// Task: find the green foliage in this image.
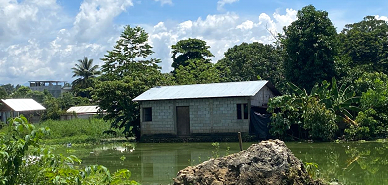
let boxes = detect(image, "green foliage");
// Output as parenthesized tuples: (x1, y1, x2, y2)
(304, 162, 319, 178)
(96, 25, 171, 139)
(72, 57, 101, 98)
(0, 116, 138, 185)
(303, 98, 338, 141)
(171, 38, 214, 72)
(0, 84, 15, 96)
(175, 59, 220, 85)
(0, 87, 7, 99)
(37, 118, 120, 144)
(41, 96, 62, 121)
(11, 86, 32, 98)
(282, 5, 337, 91)
(339, 16, 388, 74)
(211, 142, 220, 159)
(346, 72, 388, 140)
(268, 78, 358, 141)
(216, 42, 285, 91)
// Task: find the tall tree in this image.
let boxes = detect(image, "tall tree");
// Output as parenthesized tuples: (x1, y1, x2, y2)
(282, 5, 337, 91)
(71, 57, 100, 98)
(95, 25, 171, 139)
(339, 16, 388, 74)
(171, 38, 214, 73)
(216, 42, 285, 91)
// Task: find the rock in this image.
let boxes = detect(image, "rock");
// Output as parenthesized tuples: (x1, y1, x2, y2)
(174, 139, 326, 185)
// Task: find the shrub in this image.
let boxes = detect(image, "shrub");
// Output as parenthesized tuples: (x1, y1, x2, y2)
(0, 116, 138, 185)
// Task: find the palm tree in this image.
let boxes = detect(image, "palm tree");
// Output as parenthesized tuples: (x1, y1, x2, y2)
(71, 57, 101, 98)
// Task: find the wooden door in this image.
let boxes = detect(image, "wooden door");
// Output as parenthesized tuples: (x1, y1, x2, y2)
(176, 106, 190, 136)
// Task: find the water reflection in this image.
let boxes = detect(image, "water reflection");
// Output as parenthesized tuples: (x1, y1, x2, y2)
(288, 140, 388, 185)
(75, 141, 388, 185)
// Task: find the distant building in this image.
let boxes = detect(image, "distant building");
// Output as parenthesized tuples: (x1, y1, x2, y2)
(63, 105, 102, 120)
(133, 81, 281, 138)
(0, 99, 46, 123)
(29, 81, 71, 98)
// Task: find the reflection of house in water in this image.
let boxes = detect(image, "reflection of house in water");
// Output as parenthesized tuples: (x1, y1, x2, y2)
(0, 99, 46, 123)
(138, 144, 213, 184)
(29, 81, 71, 98)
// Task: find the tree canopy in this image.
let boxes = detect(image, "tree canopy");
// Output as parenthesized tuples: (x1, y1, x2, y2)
(95, 25, 171, 138)
(282, 5, 337, 91)
(171, 38, 214, 73)
(339, 16, 388, 74)
(71, 57, 101, 98)
(216, 42, 285, 91)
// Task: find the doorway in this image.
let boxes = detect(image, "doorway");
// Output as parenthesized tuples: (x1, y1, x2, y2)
(176, 106, 190, 136)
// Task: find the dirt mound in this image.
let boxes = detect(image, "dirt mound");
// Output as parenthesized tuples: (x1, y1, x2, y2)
(174, 139, 325, 185)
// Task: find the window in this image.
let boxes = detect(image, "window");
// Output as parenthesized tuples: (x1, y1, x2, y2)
(237, 103, 248, 120)
(237, 104, 242, 119)
(143, 107, 152, 122)
(243, 104, 248, 119)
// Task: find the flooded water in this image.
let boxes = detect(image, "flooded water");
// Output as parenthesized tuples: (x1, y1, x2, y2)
(58, 140, 388, 185)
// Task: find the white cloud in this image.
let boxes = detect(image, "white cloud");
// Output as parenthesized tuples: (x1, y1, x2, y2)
(0, 0, 133, 85)
(0, 0, 297, 85)
(146, 10, 297, 73)
(375, 15, 388, 22)
(154, 0, 173, 6)
(217, 0, 239, 11)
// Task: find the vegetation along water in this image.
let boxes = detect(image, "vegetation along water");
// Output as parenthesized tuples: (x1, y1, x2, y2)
(54, 140, 387, 185)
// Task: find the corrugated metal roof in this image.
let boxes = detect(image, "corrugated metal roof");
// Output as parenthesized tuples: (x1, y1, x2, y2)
(1, 99, 46, 111)
(133, 81, 269, 101)
(66, 106, 100, 114)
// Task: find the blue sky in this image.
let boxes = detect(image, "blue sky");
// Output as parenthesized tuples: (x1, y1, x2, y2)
(1, 0, 388, 85)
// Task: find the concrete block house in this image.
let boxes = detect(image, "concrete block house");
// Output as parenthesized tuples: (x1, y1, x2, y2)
(133, 81, 280, 138)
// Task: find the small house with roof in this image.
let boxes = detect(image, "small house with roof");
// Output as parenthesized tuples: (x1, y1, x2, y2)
(133, 81, 281, 138)
(0, 99, 46, 123)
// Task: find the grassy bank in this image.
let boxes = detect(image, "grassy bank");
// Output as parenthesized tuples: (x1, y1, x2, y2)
(36, 118, 125, 144)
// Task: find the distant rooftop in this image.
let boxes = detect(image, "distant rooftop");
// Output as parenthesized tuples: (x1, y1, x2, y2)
(0, 99, 46, 112)
(66, 106, 101, 114)
(134, 81, 279, 101)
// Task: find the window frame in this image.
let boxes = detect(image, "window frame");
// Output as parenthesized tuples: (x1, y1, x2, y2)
(143, 107, 152, 122)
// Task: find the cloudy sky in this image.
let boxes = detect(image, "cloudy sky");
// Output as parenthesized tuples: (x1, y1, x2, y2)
(1, 0, 388, 85)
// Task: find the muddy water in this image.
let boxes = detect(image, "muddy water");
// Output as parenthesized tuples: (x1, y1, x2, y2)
(59, 140, 388, 185)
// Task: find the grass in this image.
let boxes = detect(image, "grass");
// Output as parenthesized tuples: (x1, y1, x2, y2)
(35, 118, 125, 144)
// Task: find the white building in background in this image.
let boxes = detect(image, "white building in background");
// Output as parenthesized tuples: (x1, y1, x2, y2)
(0, 99, 46, 123)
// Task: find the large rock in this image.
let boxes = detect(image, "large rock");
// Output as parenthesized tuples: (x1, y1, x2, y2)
(174, 139, 325, 185)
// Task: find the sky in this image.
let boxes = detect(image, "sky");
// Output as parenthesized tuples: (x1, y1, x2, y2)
(1, 0, 388, 86)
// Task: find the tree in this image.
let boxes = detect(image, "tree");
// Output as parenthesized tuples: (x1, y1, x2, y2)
(0, 87, 7, 99)
(0, 84, 15, 96)
(282, 5, 337, 91)
(216, 42, 285, 91)
(175, 59, 220, 85)
(71, 57, 101, 98)
(11, 86, 32, 98)
(339, 16, 388, 74)
(267, 78, 359, 141)
(345, 72, 388, 140)
(95, 25, 171, 139)
(171, 38, 214, 73)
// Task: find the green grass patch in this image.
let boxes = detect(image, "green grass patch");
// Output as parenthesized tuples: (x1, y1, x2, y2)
(36, 118, 124, 144)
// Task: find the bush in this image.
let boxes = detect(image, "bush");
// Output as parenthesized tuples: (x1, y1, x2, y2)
(303, 98, 338, 141)
(37, 118, 123, 144)
(0, 116, 138, 185)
